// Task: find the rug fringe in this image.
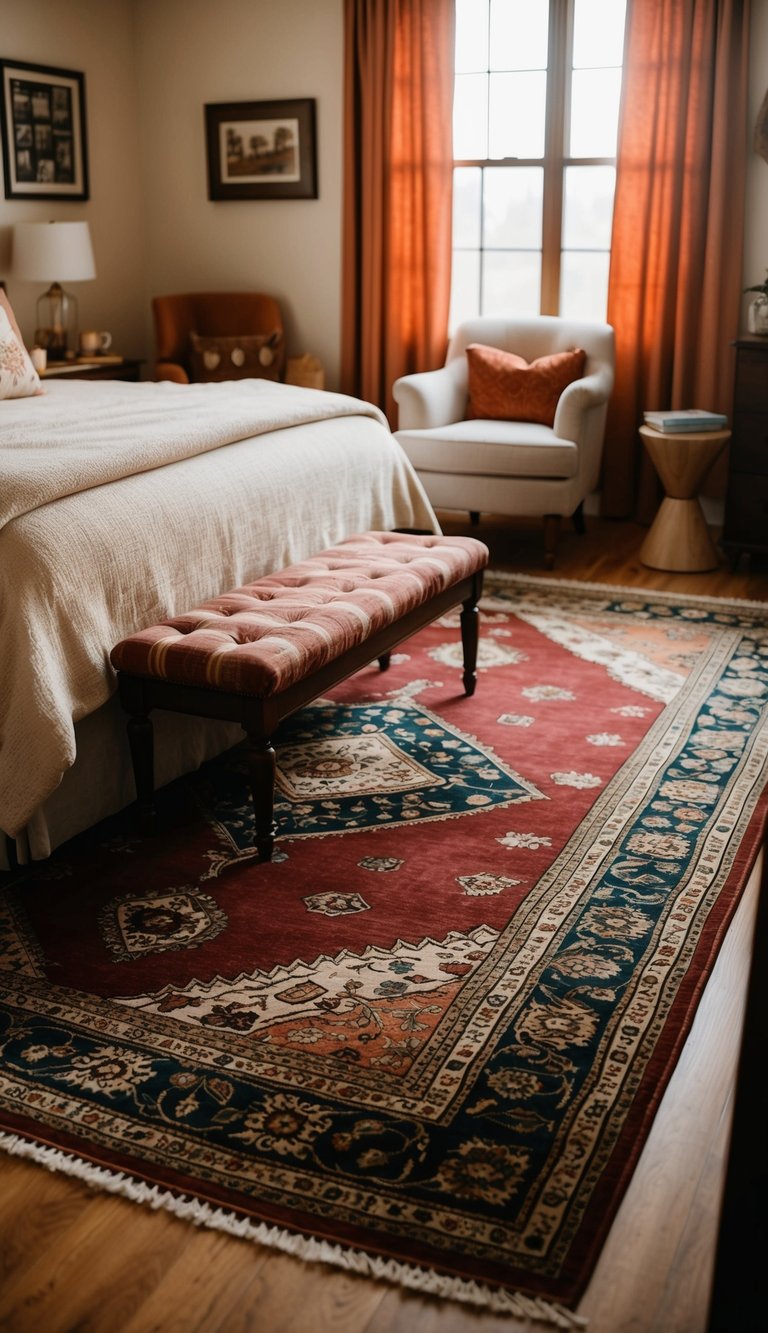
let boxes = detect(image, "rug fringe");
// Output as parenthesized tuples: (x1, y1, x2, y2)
(0, 1130, 586, 1328)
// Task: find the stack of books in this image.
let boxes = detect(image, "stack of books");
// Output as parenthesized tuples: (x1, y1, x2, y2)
(643, 409, 728, 433)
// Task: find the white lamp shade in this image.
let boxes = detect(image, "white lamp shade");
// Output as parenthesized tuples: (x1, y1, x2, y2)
(12, 221, 96, 282)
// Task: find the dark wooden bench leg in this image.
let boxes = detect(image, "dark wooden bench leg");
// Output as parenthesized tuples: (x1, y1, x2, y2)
(245, 733, 277, 861)
(126, 710, 157, 834)
(119, 675, 157, 834)
(378, 651, 391, 671)
(460, 575, 482, 696)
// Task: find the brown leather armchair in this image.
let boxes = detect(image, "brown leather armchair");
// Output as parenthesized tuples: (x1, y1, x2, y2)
(152, 291, 285, 383)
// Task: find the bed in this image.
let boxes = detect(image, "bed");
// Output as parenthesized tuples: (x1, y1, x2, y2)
(0, 376, 437, 868)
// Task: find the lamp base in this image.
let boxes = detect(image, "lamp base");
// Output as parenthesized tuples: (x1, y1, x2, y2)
(34, 329, 69, 361)
(35, 282, 78, 359)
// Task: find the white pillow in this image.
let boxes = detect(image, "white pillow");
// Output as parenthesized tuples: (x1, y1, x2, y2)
(0, 304, 42, 400)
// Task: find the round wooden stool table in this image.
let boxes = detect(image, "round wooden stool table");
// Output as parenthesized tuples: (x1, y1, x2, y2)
(638, 424, 731, 572)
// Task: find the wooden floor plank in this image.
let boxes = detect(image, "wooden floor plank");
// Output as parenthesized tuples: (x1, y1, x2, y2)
(212, 1252, 388, 1333)
(0, 1186, 195, 1332)
(0, 1158, 91, 1282)
(117, 1226, 271, 1333)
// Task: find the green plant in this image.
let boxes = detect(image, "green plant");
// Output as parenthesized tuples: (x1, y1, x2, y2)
(744, 268, 768, 296)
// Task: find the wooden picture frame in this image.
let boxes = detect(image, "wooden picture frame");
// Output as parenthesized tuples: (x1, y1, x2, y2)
(205, 98, 317, 201)
(0, 58, 89, 201)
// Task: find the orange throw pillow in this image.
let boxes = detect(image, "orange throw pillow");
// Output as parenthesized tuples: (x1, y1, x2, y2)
(466, 343, 586, 427)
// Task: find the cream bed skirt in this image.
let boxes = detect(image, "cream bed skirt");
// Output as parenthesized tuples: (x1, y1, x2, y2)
(4, 697, 245, 868)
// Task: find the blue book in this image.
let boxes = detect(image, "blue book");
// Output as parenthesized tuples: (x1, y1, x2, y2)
(644, 409, 728, 432)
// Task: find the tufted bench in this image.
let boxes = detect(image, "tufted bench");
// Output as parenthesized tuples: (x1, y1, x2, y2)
(110, 531, 489, 861)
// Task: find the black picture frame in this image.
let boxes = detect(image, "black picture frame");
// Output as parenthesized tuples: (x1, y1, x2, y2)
(0, 58, 89, 201)
(205, 98, 317, 201)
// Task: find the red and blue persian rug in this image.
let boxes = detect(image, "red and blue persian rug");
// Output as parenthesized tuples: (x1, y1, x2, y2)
(1, 575, 766, 1327)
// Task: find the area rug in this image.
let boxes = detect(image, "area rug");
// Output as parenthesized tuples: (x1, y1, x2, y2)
(1, 574, 766, 1328)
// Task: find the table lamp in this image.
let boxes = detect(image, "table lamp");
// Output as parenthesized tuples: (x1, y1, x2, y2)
(11, 220, 96, 359)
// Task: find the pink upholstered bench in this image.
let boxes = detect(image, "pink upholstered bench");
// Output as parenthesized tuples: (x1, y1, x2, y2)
(111, 531, 489, 861)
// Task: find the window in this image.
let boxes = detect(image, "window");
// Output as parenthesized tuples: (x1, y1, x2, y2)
(451, 0, 627, 330)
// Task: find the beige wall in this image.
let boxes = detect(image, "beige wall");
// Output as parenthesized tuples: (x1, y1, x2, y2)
(0, 0, 146, 356)
(1, 0, 766, 386)
(0, 0, 343, 381)
(132, 0, 344, 384)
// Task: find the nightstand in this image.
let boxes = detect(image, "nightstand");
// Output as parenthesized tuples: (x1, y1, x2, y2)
(40, 358, 144, 383)
(639, 424, 731, 572)
(721, 336, 768, 567)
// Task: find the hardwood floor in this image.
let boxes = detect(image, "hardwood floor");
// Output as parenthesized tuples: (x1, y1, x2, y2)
(1, 513, 765, 1333)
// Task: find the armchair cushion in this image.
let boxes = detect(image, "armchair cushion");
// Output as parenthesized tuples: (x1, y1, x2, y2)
(189, 330, 283, 383)
(466, 343, 586, 427)
(396, 420, 578, 479)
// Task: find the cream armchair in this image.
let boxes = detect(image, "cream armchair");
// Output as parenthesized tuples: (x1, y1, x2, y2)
(393, 316, 615, 567)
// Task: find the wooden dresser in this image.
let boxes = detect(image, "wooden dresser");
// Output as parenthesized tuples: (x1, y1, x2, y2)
(721, 336, 768, 566)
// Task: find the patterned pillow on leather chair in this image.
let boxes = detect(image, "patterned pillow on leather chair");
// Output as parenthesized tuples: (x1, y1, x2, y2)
(188, 330, 284, 382)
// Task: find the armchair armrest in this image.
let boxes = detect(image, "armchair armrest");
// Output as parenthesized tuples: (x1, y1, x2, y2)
(553, 365, 614, 441)
(393, 360, 467, 430)
(155, 361, 190, 384)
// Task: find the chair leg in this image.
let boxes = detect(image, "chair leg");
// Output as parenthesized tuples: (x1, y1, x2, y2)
(543, 514, 561, 569)
(572, 501, 586, 534)
(469, 511, 480, 525)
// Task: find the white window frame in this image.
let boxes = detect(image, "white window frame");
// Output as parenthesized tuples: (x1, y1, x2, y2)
(452, 0, 623, 319)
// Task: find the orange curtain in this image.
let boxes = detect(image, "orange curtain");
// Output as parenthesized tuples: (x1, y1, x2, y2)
(602, 0, 751, 518)
(341, 0, 455, 424)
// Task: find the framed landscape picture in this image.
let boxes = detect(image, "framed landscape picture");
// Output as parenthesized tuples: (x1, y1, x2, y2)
(205, 98, 317, 201)
(0, 58, 89, 200)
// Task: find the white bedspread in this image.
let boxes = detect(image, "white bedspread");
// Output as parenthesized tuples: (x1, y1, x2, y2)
(1, 377, 387, 526)
(1, 379, 436, 846)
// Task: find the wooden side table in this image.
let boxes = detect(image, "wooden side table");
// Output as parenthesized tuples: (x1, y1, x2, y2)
(639, 424, 731, 572)
(40, 358, 144, 382)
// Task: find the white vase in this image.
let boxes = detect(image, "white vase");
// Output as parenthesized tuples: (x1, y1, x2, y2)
(747, 293, 768, 335)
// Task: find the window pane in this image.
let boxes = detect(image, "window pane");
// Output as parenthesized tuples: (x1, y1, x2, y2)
(489, 73, 546, 158)
(482, 251, 541, 317)
(560, 251, 611, 320)
(490, 0, 548, 71)
(570, 69, 622, 157)
(562, 166, 615, 249)
(455, 0, 489, 73)
(450, 250, 481, 331)
(483, 166, 543, 248)
(454, 73, 488, 159)
(573, 0, 627, 68)
(450, 0, 625, 324)
(453, 168, 482, 247)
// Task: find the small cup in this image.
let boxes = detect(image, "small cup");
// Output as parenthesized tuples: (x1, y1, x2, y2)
(30, 346, 47, 373)
(79, 330, 112, 355)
